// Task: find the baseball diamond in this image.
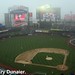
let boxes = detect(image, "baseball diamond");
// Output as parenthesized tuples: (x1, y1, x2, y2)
(0, 35, 75, 75)
(0, 2, 75, 75)
(15, 48, 69, 71)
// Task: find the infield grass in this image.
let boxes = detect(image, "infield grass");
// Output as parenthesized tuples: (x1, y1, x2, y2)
(32, 52, 64, 66)
(0, 35, 75, 75)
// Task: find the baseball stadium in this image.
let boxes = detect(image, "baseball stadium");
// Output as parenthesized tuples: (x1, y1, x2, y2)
(0, 5, 75, 75)
(0, 26, 75, 75)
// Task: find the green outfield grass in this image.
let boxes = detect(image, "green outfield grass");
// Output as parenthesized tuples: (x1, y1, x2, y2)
(0, 35, 75, 75)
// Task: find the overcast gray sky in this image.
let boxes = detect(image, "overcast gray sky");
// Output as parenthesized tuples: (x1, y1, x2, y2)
(0, 0, 75, 19)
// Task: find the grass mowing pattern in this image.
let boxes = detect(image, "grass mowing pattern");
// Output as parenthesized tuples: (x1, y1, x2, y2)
(32, 52, 64, 66)
(0, 35, 75, 75)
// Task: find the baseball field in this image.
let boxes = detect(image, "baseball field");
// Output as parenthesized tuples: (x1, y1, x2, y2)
(0, 35, 75, 75)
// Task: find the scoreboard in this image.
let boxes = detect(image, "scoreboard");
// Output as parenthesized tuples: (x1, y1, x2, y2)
(9, 6, 29, 27)
(36, 6, 61, 21)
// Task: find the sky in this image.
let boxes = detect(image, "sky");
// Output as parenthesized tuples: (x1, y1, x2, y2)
(0, 0, 75, 22)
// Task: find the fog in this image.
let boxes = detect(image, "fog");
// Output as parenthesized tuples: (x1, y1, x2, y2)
(0, 0, 75, 24)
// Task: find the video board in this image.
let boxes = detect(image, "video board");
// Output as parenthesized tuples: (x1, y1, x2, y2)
(9, 6, 29, 27)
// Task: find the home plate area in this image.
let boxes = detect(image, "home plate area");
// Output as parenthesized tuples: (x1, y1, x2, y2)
(15, 48, 69, 71)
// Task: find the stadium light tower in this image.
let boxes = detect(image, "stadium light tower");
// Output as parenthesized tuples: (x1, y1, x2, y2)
(38, 4, 50, 11)
(37, 4, 51, 22)
(44, 4, 50, 9)
(40, 6, 45, 11)
(38, 6, 45, 12)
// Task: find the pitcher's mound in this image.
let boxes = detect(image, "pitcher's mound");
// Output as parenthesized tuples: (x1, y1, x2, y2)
(46, 56, 53, 60)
